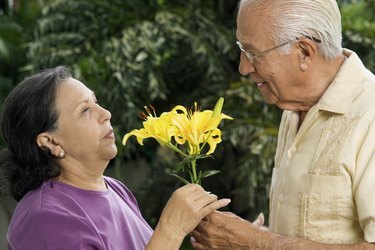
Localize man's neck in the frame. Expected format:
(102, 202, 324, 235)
(297, 53, 347, 129)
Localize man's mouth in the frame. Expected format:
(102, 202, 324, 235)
(257, 81, 266, 87)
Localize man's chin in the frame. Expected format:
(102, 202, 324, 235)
(261, 95, 278, 106)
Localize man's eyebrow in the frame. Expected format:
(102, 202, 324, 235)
(239, 40, 256, 51)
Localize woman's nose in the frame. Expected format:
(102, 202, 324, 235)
(100, 106, 112, 122)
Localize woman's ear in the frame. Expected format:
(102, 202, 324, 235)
(36, 132, 63, 157)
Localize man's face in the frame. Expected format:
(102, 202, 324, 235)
(236, 6, 311, 111)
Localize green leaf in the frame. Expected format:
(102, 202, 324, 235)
(169, 173, 190, 185)
(172, 160, 187, 172)
(201, 170, 221, 179)
(0, 38, 9, 60)
(195, 154, 213, 160)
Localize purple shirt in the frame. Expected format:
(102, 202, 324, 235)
(8, 176, 153, 250)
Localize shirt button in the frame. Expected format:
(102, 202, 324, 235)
(287, 146, 297, 158)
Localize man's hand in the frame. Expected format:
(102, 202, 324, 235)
(190, 211, 262, 249)
(190, 211, 375, 250)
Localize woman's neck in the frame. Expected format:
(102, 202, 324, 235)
(56, 165, 107, 191)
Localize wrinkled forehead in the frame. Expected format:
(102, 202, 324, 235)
(236, 3, 274, 46)
(55, 78, 93, 112)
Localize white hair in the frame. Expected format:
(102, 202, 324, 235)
(239, 0, 343, 60)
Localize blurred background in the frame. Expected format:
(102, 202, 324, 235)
(0, 0, 374, 249)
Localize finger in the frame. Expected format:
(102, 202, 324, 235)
(193, 220, 208, 233)
(176, 183, 203, 195)
(194, 193, 218, 207)
(220, 211, 238, 218)
(190, 229, 206, 245)
(252, 212, 265, 228)
(200, 198, 231, 217)
(184, 183, 205, 193)
(190, 236, 206, 250)
(171, 184, 206, 202)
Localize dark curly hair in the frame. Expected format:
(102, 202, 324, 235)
(0, 66, 72, 201)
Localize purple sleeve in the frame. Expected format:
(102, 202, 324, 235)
(8, 209, 104, 250)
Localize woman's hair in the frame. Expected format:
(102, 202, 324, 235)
(239, 0, 343, 60)
(0, 66, 72, 201)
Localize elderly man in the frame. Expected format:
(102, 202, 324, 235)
(191, 0, 375, 249)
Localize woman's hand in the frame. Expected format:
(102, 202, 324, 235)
(155, 184, 231, 242)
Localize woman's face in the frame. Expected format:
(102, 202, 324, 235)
(52, 78, 117, 166)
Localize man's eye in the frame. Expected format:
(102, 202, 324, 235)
(82, 107, 90, 113)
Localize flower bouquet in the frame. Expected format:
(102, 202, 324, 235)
(122, 97, 233, 185)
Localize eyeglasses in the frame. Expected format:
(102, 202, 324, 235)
(236, 37, 322, 63)
(236, 40, 290, 63)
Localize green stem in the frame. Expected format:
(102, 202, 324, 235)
(167, 143, 188, 158)
(191, 158, 199, 184)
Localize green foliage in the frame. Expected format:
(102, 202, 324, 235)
(341, 0, 375, 72)
(0, 0, 42, 148)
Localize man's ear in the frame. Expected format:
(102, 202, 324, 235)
(36, 132, 62, 157)
(297, 38, 317, 72)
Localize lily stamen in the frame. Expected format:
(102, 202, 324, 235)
(138, 111, 148, 120)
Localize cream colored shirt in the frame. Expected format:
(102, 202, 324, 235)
(269, 49, 375, 244)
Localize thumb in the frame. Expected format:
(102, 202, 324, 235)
(252, 212, 264, 228)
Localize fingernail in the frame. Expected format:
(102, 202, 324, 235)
(223, 198, 231, 204)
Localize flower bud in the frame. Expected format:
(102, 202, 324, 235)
(212, 97, 224, 118)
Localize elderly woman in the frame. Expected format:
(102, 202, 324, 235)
(0, 66, 230, 250)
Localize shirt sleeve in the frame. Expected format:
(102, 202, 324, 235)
(8, 208, 105, 250)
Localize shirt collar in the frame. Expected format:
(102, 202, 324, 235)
(317, 49, 366, 114)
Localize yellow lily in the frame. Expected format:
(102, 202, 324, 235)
(172, 102, 233, 155)
(122, 107, 177, 147)
(122, 97, 233, 185)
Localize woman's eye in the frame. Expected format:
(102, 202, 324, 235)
(82, 107, 90, 113)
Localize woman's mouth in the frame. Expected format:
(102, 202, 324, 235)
(104, 130, 115, 139)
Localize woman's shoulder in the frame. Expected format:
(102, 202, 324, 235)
(104, 176, 133, 197)
(8, 181, 103, 249)
(103, 176, 141, 212)
(9, 181, 92, 227)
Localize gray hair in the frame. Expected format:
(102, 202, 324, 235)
(239, 0, 343, 60)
